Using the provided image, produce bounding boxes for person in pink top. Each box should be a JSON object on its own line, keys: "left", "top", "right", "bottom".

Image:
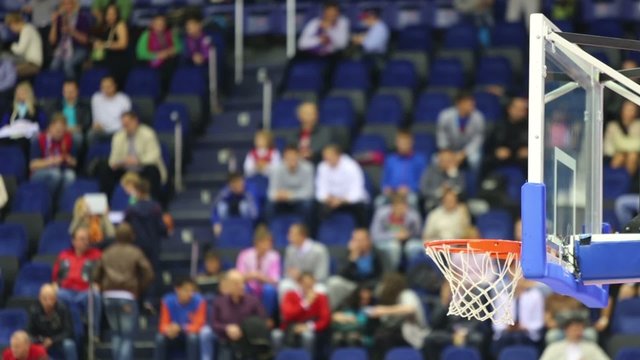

{"left": 236, "top": 224, "right": 281, "bottom": 317}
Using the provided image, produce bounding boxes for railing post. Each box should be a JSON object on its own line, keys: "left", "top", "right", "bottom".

{"left": 235, "top": 0, "right": 244, "bottom": 84}
{"left": 172, "top": 111, "right": 183, "bottom": 193}
{"left": 286, "top": 0, "right": 296, "bottom": 58}
{"left": 208, "top": 45, "right": 220, "bottom": 115}
{"left": 87, "top": 287, "right": 95, "bottom": 360}
{"left": 257, "top": 68, "right": 272, "bottom": 130}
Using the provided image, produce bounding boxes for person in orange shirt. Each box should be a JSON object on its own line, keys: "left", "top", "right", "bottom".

{"left": 154, "top": 278, "right": 213, "bottom": 360}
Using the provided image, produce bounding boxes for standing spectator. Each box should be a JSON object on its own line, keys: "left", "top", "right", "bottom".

{"left": 298, "top": 1, "right": 349, "bottom": 57}
{"left": 2, "top": 331, "right": 47, "bottom": 360}
{"left": 420, "top": 149, "right": 466, "bottom": 211}
{"left": 136, "top": 14, "right": 182, "bottom": 93}
{"left": 540, "top": 313, "right": 610, "bottom": 360}
{"left": 370, "top": 195, "right": 422, "bottom": 271}
{"left": 91, "top": 0, "right": 132, "bottom": 24}
{"left": 29, "top": 113, "right": 77, "bottom": 195}
{"left": 22, "top": 0, "right": 59, "bottom": 36}
{"left": 89, "top": 76, "right": 132, "bottom": 143}
{"left": 436, "top": 92, "right": 485, "bottom": 171}
{"left": 483, "top": 97, "right": 529, "bottom": 177}
{"left": 210, "top": 173, "right": 258, "bottom": 237}
{"left": 28, "top": 284, "right": 77, "bottom": 360}
{"left": 56, "top": 80, "right": 92, "bottom": 144}
{"left": 53, "top": 227, "right": 102, "bottom": 337}
{"left": 5, "top": 13, "right": 43, "bottom": 77}
{"left": 91, "top": 4, "right": 129, "bottom": 89}
{"left": 274, "top": 273, "right": 331, "bottom": 355}
{"left": 316, "top": 144, "right": 368, "bottom": 226}
{"left": 279, "top": 224, "right": 329, "bottom": 295}
{"left": 380, "top": 130, "right": 427, "bottom": 206}
{"left": 69, "top": 197, "right": 115, "bottom": 246}
{"left": 1, "top": 82, "right": 45, "bottom": 127}
{"left": 183, "top": 16, "right": 212, "bottom": 67}
{"left": 244, "top": 130, "right": 281, "bottom": 177}
{"left": 604, "top": 100, "right": 640, "bottom": 176}
{"left": 267, "top": 145, "right": 315, "bottom": 222}
{"left": 236, "top": 225, "right": 281, "bottom": 316}
{"left": 423, "top": 189, "right": 471, "bottom": 241}
{"left": 288, "top": 102, "right": 332, "bottom": 163}
{"left": 49, "top": 0, "right": 90, "bottom": 79}
{"left": 155, "top": 278, "right": 213, "bottom": 360}
{"left": 505, "top": 0, "right": 540, "bottom": 27}
{"left": 351, "top": 8, "right": 389, "bottom": 55}
{"left": 94, "top": 223, "right": 154, "bottom": 360}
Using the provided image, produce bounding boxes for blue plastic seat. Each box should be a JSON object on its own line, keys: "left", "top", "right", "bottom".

{"left": 276, "top": 349, "right": 312, "bottom": 360}
{"left": 380, "top": 60, "right": 418, "bottom": 89}
{"left": 477, "top": 209, "right": 514, "bottom": 240}
{"left": 272, "top": 98, "right": 302, "bottom": 129}
{"left": 365, "top": 95, "right": 403, "bottom": 125}
{"left": 269, "top": 214, "right": 303, "bottom": 248}
{"left": 428, "top": 59, "right": 465, "bottom": 89}
{"left": 443, "top": 24, "right": 478, "bottom": 50}
{"left": 110, "top": 184, "right": 129, "bottom": 211}
{"left": 587, "top": 19, "right": 624, "bottom": 38}
{"left": 474, "top": 91, "right": 503, "bottom": 123}
{"left": 59, "top": 179, "right": 100, "bottom": 213}
{"left": 397, "top": 25, "right": 432, "bottom": 51}
{"left": 0, "top": 145, "right": 27, "bottom": 182}
{"left": 38, "top": 221, "right": 72, "bottom": 255}
{"left": 85, "top": 141, "right": 112, "bottom": 172}
{"left": 318, "top": 213, "right": 355, "bottom": 246}
{"left": 413, "top": 92, "right": 452, "bottom": 124}
{"left": 384, "top": 347, "right": 423, "bottom": 360}
{"left": 491, "top": 23, "right": 527, "bottom": 49}
{"left": 79, "top": 67, "right": 109, "bottom": 98}
{"left": 169, "top": 66, "right": 207, "bottom": 96}
{"left": 616, "top": 348, "right": 640, "bottom": 360}
{"left": 320, "top": 96, "right": 355, "bottom": 128}
{"left": 34, "top": 70, "right": 65, "bottom": 99}
{"left": 442, "top": 346, "right": 481, "bottom": 360}
{"left": 493, "top": 166, "right": 525, "bottom": 203}
{"left": 351, "top": 134, "right": 387, "bottom": 156}
{"left": 331, "top": 347, "right": 368, "bottom": 360}
{"left": 285, "top": 61, "right": 326, "bottom": 93}
{"left": 332, "top": 60, "right": 370, "bottom": 91}
{"left": 413, "top": 133, "right": 437, "bottom": 161}
{"left": 217, "top": 218, "right": 254, "bottom": 248}
{"left": 0, "top": 224, "right": 28, "bottom": 262}
{"left": 475, "top": 57, "right": 512, "bottom": 89}
{"left": 153, "top": 102, "right": 191, "bottom": 136}
{"left": 611, "top": 298, "right": 640, "bottom": 334}
{"left": 12, "top": 182, "right": 52, "bottom": 221}
{"left": 125, "top": 67, "right": 161, "bottom": 99}
{"left": 498, "top": 345, "right": 538, "bottom": 360}
{"left": 604, "top": 166, "right": 632, "bottom": 200}
{"left": 12, "top": 263, "right": 52, "bottom": 297}
{"left": 0, "top": 309, "right": 28, "bottom": 347}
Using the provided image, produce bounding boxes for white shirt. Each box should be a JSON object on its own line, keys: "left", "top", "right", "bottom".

{"left": 492, "top": 286, "right": 545, "bottom": 341}
{"left": 362, "top": 20, "right": 389, "bottom": 54}
{"left": 243, "top": 148, "right": 281, "bottom": 177}
{"left": 315, "top": 154, "right": 367, "bottom": 203}
{"left": 11, "top": 23, "right": 43, "bottom": 66}
{"left": 91, "top": 92, "right": 132, "bottom": 134}
{"left": 298, "top": 16, "right": 350, "bottom": 54}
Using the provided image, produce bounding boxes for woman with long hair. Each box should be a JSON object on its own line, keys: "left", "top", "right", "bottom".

{"left": 92, "top": 4, "right": 129, "bottom": 88}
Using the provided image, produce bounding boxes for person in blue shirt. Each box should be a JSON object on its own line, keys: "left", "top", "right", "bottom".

{"left": 351, "top": 8, "right": 389, "bottom": 55}
{"left": 211, "top": 172, "right": 259, "bottom": 237}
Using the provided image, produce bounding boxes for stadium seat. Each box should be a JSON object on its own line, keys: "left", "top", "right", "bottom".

{"left": 0, "top": 256, "right": 19, "bottom": 302}
{"left": 380, "top": 60, "right": 419, "bottom": 90}
{"left": 285, "top": 60, "right": 326, "bottom": 94}
{"left": 351, "top": 134, "right": 388, "bottom": 158}
{"left": 58, "top": 179, "right": 100, "bottom": 213}
{"left": 318, "top": 213, "right": 355, "bottom": 246}
{"left": 427, "top": 58, "right": 465, "bottom": 93}
{"left": 5, "top": 213, "right": 44, "bottom": 256}
{"left": 476, "top": 209, "right": 514, "bottom": 240}
{"left": 11, "top": 182, "right": 52, "bottom": 221}
{"left": 320, "top": 96, "right": 355, "bottom": 129}
{"left": 0, "top": 309, "right": 28, "bottom": 347}
{"left": 491, "top": 22, "right": 527, "bottom": 49}
{"left": 474, "top": 91, "right": 503, "bottom": 124}
{"left": 439, "top": 24, "right": 478, "bottom": 74}
{"left": 611, "top": 298, "right": 640, "bottom": 334}
{"left": 38, "top": 221, "right": 72, "bottom": 255}
{"left": 85, "top": 141, "right": 112, "bottom": 174}
{"left": 246, "top": 175, "right": 269, "bottom": 211}
{"left": 330, "top": 60, "right": 370, "bottom": 115}
{"left": 492, "top": 166, "right": 525, "bottom": 203}
{"left": 12, "top": 263, "right": 52, "bottom": 297}
{"left": 154, "top": 101, "right": 191, "bottom": 133}
{"left": 604, "top": 166, "right": 632, "bottom": 200}
{"left": 276, "top": 349, "right": 312, "bottom": 360}
{"left": 384, "top": 347, "right": 423, "bottom": 360}
{"left": 79, "top": 67, "right": 109, "bottom": 98}
{"left": 475, "top": 57, "right": 512, "bottom": 90}
{"left": 0, "top": 145, "right": 27, "bottom": 183}
{"left": 169, "top": 66, "right": 208, "bottom": 97}
{"left": 0, "top": 224, "right": 28, "bottom": 263}
{"left": 396, "top": 25, "right": 432, "bottom": 52}
{"left": 125, "top": 67, "right": 161, "bottom": 99}
{"left": 34, "top": 70, "right": 65, "bottom": 99}
{"left": 587, "top": 19, "right": 624, "bottom": 38}
{"left": 269, "top": 214, "right": 303, "bottom": 248}
{"left": 331, "top": 347, "right": 368, "bottom": 360}
{"left": 110, "top": 184, "right": 129, "bottom": 211}
{"left": 412, "top": 133, "right": 437, "bottom": 161}
{"left": 217, "top": 218, "right": 254, "bottom": 248}
{"left": 413, "top": 92, "right": 452, "bottom": 128}
{"left": 616, "top": 348, "right": 640, "bottom": 360}
{"left": 498, "top": 345, "right": 538, "bottom": 360}
{"left": 364, "top": 95, "right": 403, "bottom": 126}
{"left": 272, "top": 98, "right": 302, "bottom": 129}
{"left": 442, "top": 346, "right": 481, "bottom": 360}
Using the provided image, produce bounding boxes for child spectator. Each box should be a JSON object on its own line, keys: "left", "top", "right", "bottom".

{"left": 196, "top": 250, "right": 224, "bottom": 295}
{"left": 2, "top": 331, "right": 47, "bottom": 360}
{"left": 331, "top": 286, "right": 375, "bottom": 348}
{"left": 210, "top": 173, "right": 258, "bottom": 237}
{"left": 69, "top": 197, "right": 115, "bottom": 246}
{"left": 183, "top": 16, "right": 213, "bottom": 67}
{"left": 28, "top": 284, "right": 77, "bottom": 360}
{"left": 380, "top": 130, "right": 426, "bottom": 206}
{"left": 49, "top": 0, "right": 91, "bottom": 79}
{"left": 244, "top": 130, "right": 281, "bottom": 177}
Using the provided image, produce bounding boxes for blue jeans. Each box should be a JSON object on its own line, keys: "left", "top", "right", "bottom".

{"left": 31, "top": 168, "right": 75, "bottom": 195}
{"left": 50, "top": 48, "right": 88, "bottom": 79}
{"left": 48, "top": 339, "right": 78, "bottom": 360}
{"left": 56, "top": 288, "right": 101, "bottom": 337}
{"left": 103, "top": 297, "right": 138, "bottom": 360}
{"left": 154, "top": 326, "right": 214, "bottom": 360}
{"left": 615, "top": 194, "right": 639, "bottom": 228}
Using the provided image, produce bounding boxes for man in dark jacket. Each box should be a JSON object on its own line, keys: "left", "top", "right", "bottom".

{"left": 28, "top": 284, "right": 77, "bottom": 360}
{"left": 287, "top": 102, "right": 333, "bottom": 163}
{"left": 482, "top": 97, "right": 528, "bottom": 177}
{"left": 55, "top": 80, "right": 92, "bottom": 141}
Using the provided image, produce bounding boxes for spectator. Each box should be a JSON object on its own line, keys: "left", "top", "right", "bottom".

{"left": 604, "top": 100, "right": 640, "bottom": 176}
{"left": 326, "top": 229, "right": 384, "bottom": 309}
{"left": 331, "top": 285, "right": 375, "bottom": 348}
{"left": 56, "top": 80, "right": 92, "bottom": 144}
{"left": 210, "top": 173, "right": 258, "bottom": 237}
{"left": 420, "top": 149, "right": 466, "bottom": 211}
{"left": 119, "top": 171, "right": 141, "bottom": 205}
{"left": 89, "top": 76, "right": 132, "bottom": 143}
{"left": 370, "top": 195, "right": 422, "bottom": 271}
{"left": 29, "top": 113, "right": 77, "bottom": 195}
{"left": 211, "top": 270, "right": 270, "bottom": 360}
{"left": 550, "top": 0, "right": 577, "bottom": 21}
{"left": 351, "top": 8, "right": 389, "bottom": 55}
{"left": 236, "top": 225, "right": 281, "bottom": 316}
{"left": 2, "top": 331, "right": 47, "bottom": 360}
{"left": 1, "top": 82, "right": 45, "bottom": 128}
{"left": 540, "top": 313, "right": 610, "bottom": 360}
{"left": 279, "top": 224, "right": 329, "bottom": 296}
{"left": 505, "top": 0, "right": 540, "bottom": 27}
{"left": 196, "top": 250, "right": 224, "bottom": 295}
{"left": 0, "top": 176, "right": 7, "bottom": 213}
{"left": 266, "top": 145, "right": 315, "bottom": 222}
{"left": 273, "top": 273, "right": 331, "bottom": 356}
{"left": 92, "top": 0, "right": 132, "bottom": 24}
{"left": 423, "top": 189, "right": 471, "bottom": 241}
{"left": 155, "top": 278, "right": 213, "bottom": 360}
{"left": 94, "top": 223, "right": 154, "bottom": 360}
{"left": 316, "top": 144, "right": 368, "bottom": 226}
{"left": 5, "top": 13, "right": 43, "bottom": 78}
{"left": 483, "top": 97, "right": 529, "bottom": 177}
{"left": 436, "top": 91, "right": 485, "bottom": 171}
{"left": 288, "top": 102, "right": 332, "bottom": 163}
{"left": 183, "top": 16, "right": 213, "bottom": 67}
{"left": 298, "top": 1, "right": 349, "bottom": 57}
{"left": 244, "top": 130, "right": 281, "bottom": 177}
{"left": 49, "top": 0, "right": 90, "bottom": 79}
{"left": 28, "top": 284, "right": 77, "bottom": 360}
{"left": 53, "top": 227, "right": 102, "bottom": 337}
{"left": 105, "top": 111, "right": 167, "bottom": 202}
{"left": 380, "top": 130, "right": 427, "bottom": 206}
{"left": 69, "top": 197, "right": 115, "bottom": 246}
{"left": 22, "top": 0, "right": 59, "bottom": 34}
{"left": 545, "top": 294, "right": 597, "bottom": 344}
{"left": 136, "top": 14, "right": 182, "bottom": 93}
{"left": 91, "top": 4, "right": 129, "bottom": 89}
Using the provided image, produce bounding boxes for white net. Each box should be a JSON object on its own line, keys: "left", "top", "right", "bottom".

{"left": 425, "top": 240, "right": 523, "bottom": 325}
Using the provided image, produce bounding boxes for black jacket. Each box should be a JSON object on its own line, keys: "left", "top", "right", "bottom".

{"left": 124, "top": 198, "right": 167, "bottom": 259}
{"left": 339, "top": 248, "right": 384, "bottom": 285}
{"left": 28, "top": 301, "right": 74, "bottom": 345}
{"left": 55, "top": 99, "right": 93, "bottom": 133}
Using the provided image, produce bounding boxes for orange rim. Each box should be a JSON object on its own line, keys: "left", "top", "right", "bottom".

{"left": 424, "top": 239, "right": 521, "bottom": 260}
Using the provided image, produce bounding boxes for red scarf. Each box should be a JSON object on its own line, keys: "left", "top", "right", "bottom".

{"left": 250, "top": 148, "right": 275, "bottom": 163}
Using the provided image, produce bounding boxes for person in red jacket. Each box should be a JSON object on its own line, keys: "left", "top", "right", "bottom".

{"left": 52, "top": 227, "right": 102, "bottom": 338}
{"left": 2, "top": 331, "right": 47, "bottom": 360}
{"left": 273, "top": 272, "right": 331, "bottom": 356}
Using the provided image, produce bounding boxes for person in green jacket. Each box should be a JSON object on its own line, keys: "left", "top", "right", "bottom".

{"left": 92, "top": 0, "right": 132, "bottom": 24}
{"left": 136, "top": 14, "right": 183, "bottom": 94}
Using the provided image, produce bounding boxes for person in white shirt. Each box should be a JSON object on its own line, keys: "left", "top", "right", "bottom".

{"left": 316, "top": 144, "right": 368, "bottom": 226}
{"left": 351, "top": 8, "right": 389, "bottom": 55}
{"left": 540, "top": 311, "right": 610, "bottom": 360}
{"left": 298, "top": 1, "right": 349, "bottom": 56}
{"left": 89, "top": 75, "right": 131, "bottom": 144}
{"left": 6, "top": 13, "right": 43, "bottom": 77}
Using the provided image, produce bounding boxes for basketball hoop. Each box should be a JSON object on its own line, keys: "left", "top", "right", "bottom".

{"left": 424, "top": 239, "right": 522, "bottom": 325}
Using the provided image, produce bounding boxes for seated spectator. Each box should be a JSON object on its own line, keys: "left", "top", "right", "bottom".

{"left": 423, "top": 189, "right": 471, "bottom": 241}
{"left": 545, "top": 294, "right": 597, "bottom": 344}
{"left": 92, "top": 0, "right": 132, "bottom": 25}
{"left": 211, "top": 270, "right": 270, "bottom": 360}
{"left": 236, "top": 225, "right": 281, "bottom": 316}
{"left": 266, "top": 145, "right": 314, "bottom": 222}
{"left": 136, "top": 14, "right": 182, "bottom": 92}
{"left": 483, "top": 97, "right": 529, "bottom": 177}
{"left": 351, "top": 8, "right": 389, "bottom": 55}
{"left": 298, "top": 1, "right": 349, "bottom": 57}
{"left": 49, "top": 0, "right": 90, "bottom": 79}
{"left": 244, "top": 130, "right": 280, "bottom": 177}
{"left": 379, "top": 130, "right": 427, "bottom": 207}
{"left": 53, "top": 227, "right": 102, "bottom": 337}
{"left": 56, "top": 80, "right": 92, "bottom": 144}
{"left": 0, "top": 176, "right": 7, "bottom": 213}
{"left": 605, "top": 100, "right": 640, "bottom": 175}
{"left": 92, "top": 4, "right": 129, "bottom": 89}
{"left": 316, "top": 144, "right": 368, "bottom": 226}
{"left": 273, "top": 273, "right": 331, "bottom": 356}
{"left": 279, "top": 224, "right": 329, "bottom": 296}
{"left": 183, "top": 16, "right": 213, "bottom": 67}
{"left": 196, "top": 250, "right": 224, "bottom": 295}
{"left": 69, "top": 197, "right": 115, "bottom": 246}
{"left": 420, "top": 149, "right": 466, "bottom": 211}
{"left": 5, "top": 13, "right": 42, "bottom": 78}
{"left": 89, "top": 76, "right": 132, "bottom": 143}
{"left": 332, "top": 285, "right": 375, "bottom": 348}
{"left": 2, "top": 331, "right": 47, "bottom": 360}
{"left": 155, "top": 278, "right": 213, "bottom": 360}
{"left": 327, "top": 229, "right": 383, "bottom": 309}
{"left": 210, "top": 173, "right": 258, "bottom": 237}
{"left": 370, "top": 194, "right": 422, "bottom": 271}
{"left": 287, "top": 102, "right": 332, "bottom": 163}
{"left": 540, "top": 313, "right": 610, "bottom": 360}
{"left": 29, "top": 113, "right": 77, "bottom": 195}
{"left": 436, "top": 91, "right": 485, "bottom": 171}
{"left": 94, "top": 223, "right": 154, "bottom": 360}
{"left": 28, "top": 284, "right": 77, "bottom": 360}
{"left": 1, "top": 82, "right": 45, "bottom": 128}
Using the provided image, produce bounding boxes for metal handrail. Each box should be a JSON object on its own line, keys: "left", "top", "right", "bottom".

{"left": 235, "top": 0, "right": 244, "bottom": 84}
